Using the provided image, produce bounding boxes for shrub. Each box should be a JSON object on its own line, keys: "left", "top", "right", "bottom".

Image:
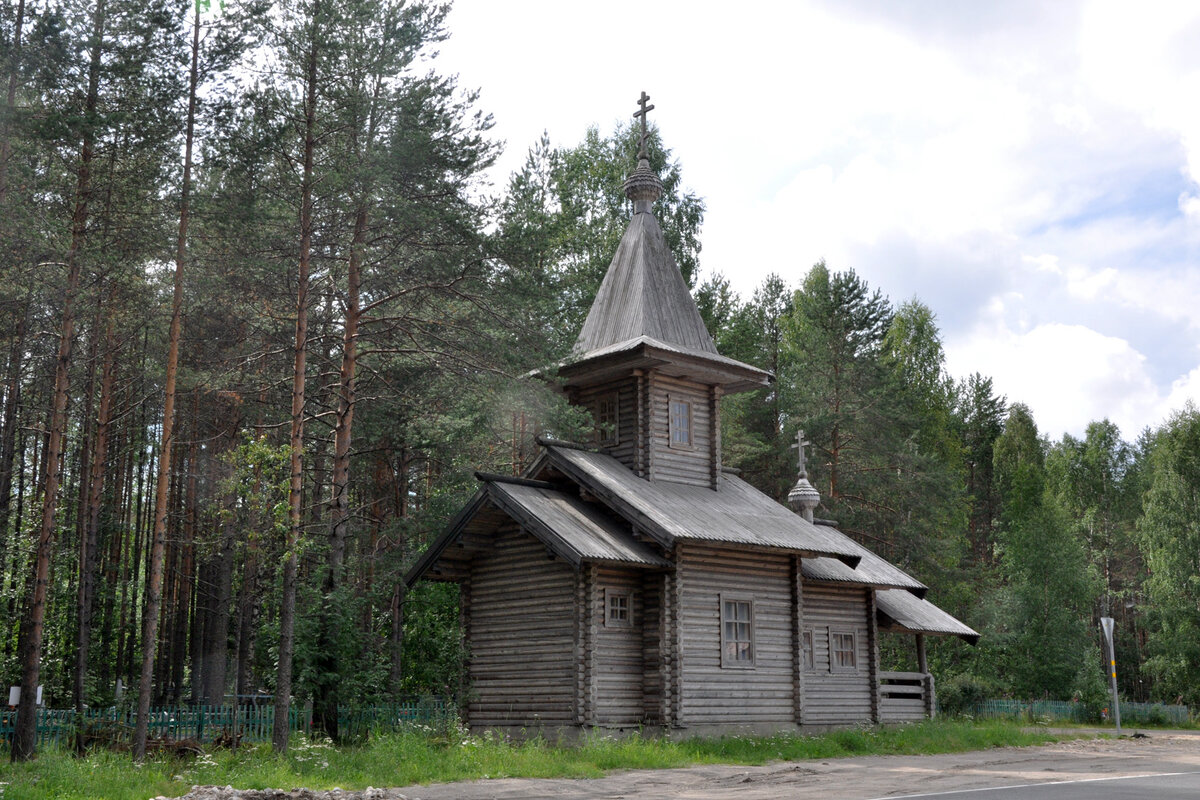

{"left": 938, "top": 674, "right": 1001, "bottom": 716}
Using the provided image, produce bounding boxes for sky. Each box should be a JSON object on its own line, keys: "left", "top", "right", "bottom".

{"left": 433, "top": 0, "right": 1200, "bottom": 443}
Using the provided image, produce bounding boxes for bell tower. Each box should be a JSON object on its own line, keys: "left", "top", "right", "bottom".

{"left": 556, "top": 93, "right": 771, "bottom": 489}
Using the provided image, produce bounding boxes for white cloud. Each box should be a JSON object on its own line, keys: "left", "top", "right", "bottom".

{"left": 945, "top": 298, "right": 1197, "bottom": 440}
{"left": 436, "top": 0, "right": 1200, "bottom": 439}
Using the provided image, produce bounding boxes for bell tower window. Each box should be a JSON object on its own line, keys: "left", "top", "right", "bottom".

{"left": 669, "top": 397, "right": 692, "bottom": 448}
{"left": 596, "top": 393, "right": 619, "bottom": 446}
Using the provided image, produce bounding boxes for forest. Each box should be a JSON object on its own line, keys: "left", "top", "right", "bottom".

{"left": 2, "top": 0, "right": 1200, "bottom": 762}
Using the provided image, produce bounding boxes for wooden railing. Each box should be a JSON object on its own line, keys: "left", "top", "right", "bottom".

{"left": 879, "top": 671, "right": 934, "bottom": 723}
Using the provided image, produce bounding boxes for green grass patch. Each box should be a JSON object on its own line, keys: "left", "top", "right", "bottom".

{"left": 0, "top": 719, "right": 1076, "bottom": 800}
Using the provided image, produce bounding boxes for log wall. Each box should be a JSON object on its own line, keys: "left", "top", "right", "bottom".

{"left": 593, "top": 565, "right": 645, "bottom": 726}
{"left": 576, "top": 378, "right": 639, "bottom": 471}
{"left": 647, "top": 374, "right": 713, "bottom": 488}
{"left": 677, "top": 543, "right": 796, "bottom": 725}
{"left": 801, "top": 583, "right": 874, "bottom": 725}
{"left": 465, "top": 525, "right": 577, "bottom": 728}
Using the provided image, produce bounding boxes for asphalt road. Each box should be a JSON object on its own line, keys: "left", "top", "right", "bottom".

{"left": 392, "top": 731, "right": 1200, "bottom": 800}
{"left": 868, "top": 770, "right": 1200, "bottom": 800}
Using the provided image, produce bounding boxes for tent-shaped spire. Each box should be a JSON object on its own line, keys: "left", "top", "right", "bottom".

{"left": 574, "top": 92, "right": 718, "bottom": 361}
{"left": 562, "top": 93, "right": 769, "bottom": 394}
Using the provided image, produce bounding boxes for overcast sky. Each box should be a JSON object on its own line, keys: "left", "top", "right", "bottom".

{"left": 434, "top": 0, "right": 1200, "bottom": 443}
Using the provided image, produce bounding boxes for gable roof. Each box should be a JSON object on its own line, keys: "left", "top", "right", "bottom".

{"left": 876, "top": 588, "right": 980, "bottom": 645}
{"left": 486, "top": 479, "right": 668, "bottom": 568}
{"left": 574, "top": 210, "right": 717, "bottom": 361}
{"left": 403, "top": 474, "right": 668, "bottom": 587}
{"left": 537, "top": 441, "right": 863, "bottom": 565}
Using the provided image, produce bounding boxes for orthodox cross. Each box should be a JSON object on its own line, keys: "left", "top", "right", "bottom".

{"left": 791, "top": 429, "right": 811, "bottom": 477}
{"left": 633, "top": 91, "right": 655, "bottom": 158}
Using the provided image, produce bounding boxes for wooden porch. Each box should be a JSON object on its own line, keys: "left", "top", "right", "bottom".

{"left": 879, "top": 671, "right": 936, "bottom": 723}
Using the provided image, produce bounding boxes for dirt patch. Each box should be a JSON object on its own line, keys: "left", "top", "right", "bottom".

{"left": 162, "top": 731, "right": 1200, "bottom": 800}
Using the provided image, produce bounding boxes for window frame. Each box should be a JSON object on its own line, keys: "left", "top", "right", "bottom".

{"left": 595, "top": 392, "right": 620, "bottom": 446}
{"left": 604, "top": 588, "right": 632, "bottom": 629}
{"left": 830, "top": 629, "right": 858, "bottom": 673}
{"left": 668, "top": 395, "right": 693, "bottom": 449}
{"left": 719, "top": 593, "right": 756, "bottom": 669}
{"left": 801, "top": 627, "right": 816, "bottom": 671}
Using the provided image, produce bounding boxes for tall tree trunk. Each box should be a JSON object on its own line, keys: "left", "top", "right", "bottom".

{"left": 203, "top": 412, "right": 240, "bottom": 705}
{"left": 273, "top": 3, "right": 320, "bottom": 753}
{"left": 0, "top": 305, "right": 28, "bottom": 592}
{"left": 10, "top": 0, "right": 104, "bottom": 763}
{"left": 75, "top": 313, "right": 116, "bottom": 749}
{"left": 389, "top": 444, "right": 408, "bottom": 695}
{"left": 133, "top": 2, "right": 199, "bottom": 760}
{"left": 0, "top": 0, "right": 25, "bottom": 206}
{"left": 172, "top": 409, "right": 198, "bottom": 702}
{"left": 314, "top": 193, "right": 366, "bottom": 742}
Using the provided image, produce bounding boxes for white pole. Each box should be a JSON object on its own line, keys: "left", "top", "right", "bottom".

{"left": 1100, "top": 617, "right": 1121, "bottom": 734}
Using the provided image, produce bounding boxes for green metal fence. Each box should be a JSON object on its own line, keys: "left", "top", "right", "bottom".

{"left": 0, "top": 697, "right": 453, "bottom": 750}
{"left": 968, "top": 698, "right": 1192, "bottom": 726}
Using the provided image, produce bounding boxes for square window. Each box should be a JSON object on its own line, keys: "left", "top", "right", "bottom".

{"left": 720, "top": 595, "right": 755, "bottom": 668}
{"left": 831, "top": 630, "right": 857, "bottom": 672}
{"left": 605, "top": 589, "right": 631, "bottom": 628}
{"left": 669, "top": 398, "right": 692, "bottom": 448}
{"left": 801, "top": 628, "right": 815, "bottom": 671}
{"left": 595, "top": 393, "right": 619, "bottom": 446}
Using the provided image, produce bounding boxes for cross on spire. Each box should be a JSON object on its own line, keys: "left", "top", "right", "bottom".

{"left": 791, "top": 429, "right": 811, "bottom": 478}
{"left": 633, "top": 91, "right": 655, "bottom": 159}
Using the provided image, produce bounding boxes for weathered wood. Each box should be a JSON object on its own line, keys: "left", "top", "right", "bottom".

{"left": 648, "top": 374, "right": 712, "bottom": 487}
{"left": 879, "top": 671, "right": 929, "bottom": 723}
{"left": 868, "top": 590, "right": 881, "bottom": 723}
{"left": 677, "top": 543, "right": 795, "bottom": 725}
{"left": 593, "top": 565, "right": 643, "bottom": 725}
{"left": 792, "top": 555, "right": 804, "bottom": 724}
{"left": 802, "top": 583, "right": 873, "bottom": 725}
{"left": 465, "top": 527, "right": 575, "bottom": 728}
{"left": 641, "top": 571, "right": 663, "bottom": 724}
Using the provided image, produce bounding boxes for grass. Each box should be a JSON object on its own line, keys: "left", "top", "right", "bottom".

{"left": 0, "top": 719, "right": 1076, "bottom": 800}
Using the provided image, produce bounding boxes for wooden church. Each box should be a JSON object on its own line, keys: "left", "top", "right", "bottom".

{"left": 406, "top": 95, "right": 977, "bottom": 736}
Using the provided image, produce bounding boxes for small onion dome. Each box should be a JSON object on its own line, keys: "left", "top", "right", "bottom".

{"left": 788, "top": 476, "right": 821, "bottom": 516}
{"left": 624, "top": 157, "right": 664, "bottom": 213}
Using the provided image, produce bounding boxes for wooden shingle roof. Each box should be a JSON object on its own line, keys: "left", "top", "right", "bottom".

{"left": 574, "top": 210, "right": 717, "bottom": 360}
{"left": 876, "top": 588, "right": 980, "bottom": 644}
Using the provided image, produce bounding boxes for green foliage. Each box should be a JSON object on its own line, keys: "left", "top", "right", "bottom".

{"left": 992, "top": 404, "right": 1097, "bottom": 698}
{"left": 0, "top": 721, "right": 1068, "bottom": 800}
{"left": 936, "top": 673, "right": 1004, "bottom": 716}
{"left": 1137, "top": 403, "right": 1200, "bottom": 704}
{"left": 494, "top": 122, "right": 705, "bottom": 358}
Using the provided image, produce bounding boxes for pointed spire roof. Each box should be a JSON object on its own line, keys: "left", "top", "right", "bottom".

{"left": 560, "top": 93, "right": 770, "bottom": 394}
{"left": 573, "top": 211, "right": 719, "bottom": 357}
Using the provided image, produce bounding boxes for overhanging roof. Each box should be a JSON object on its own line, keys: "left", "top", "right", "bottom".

{"left": 486, "top": 480, "right": 668, "bottom": 568}
{"left": 404, "top": 474, "right": 667, "bottom": 587}
{"left": 801, "top": 530, "right": 927, "bottom": 596}
{"left": 539, "top": 442, "right": 862, "bottom": 565}
{"left": 876, "top": 588, "right": 980, "bottom": 645}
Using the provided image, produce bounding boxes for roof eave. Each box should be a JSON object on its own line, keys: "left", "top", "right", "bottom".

{"left": 403, "top": 488, "right": 488, "bottom": 588}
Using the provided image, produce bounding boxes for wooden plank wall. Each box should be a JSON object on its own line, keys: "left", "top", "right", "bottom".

{"left": 801, "top": 583, "right": 874, "bottom": 725}
{"left": 677, "top": 543, "right": 795, "bottom": 725}
{"left": 648, "top": 374, "right": 713, "bottom": 488}
{"left": 465, "top": 525, "right": 577, "bottom": 728}
{"left": 593, "top": 565, "right": 645, "bottom": 726}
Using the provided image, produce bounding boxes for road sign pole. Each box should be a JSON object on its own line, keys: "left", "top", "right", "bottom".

{"left": 1100, "top": 616, "right": 1121, "bottom": 734}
